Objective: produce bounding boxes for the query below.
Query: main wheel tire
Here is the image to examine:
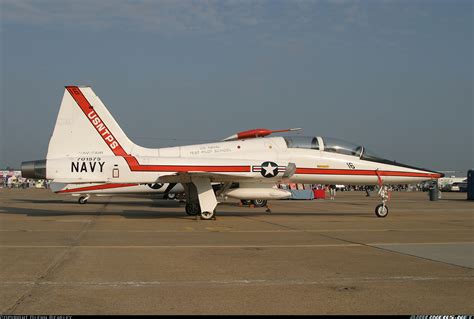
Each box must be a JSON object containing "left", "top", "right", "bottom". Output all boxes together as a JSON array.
[
  {"left": 185, "top": 203, "right": 192, "bottom": 215},
  {"left": 78, "top": 196, "right": 88, "bottom": 205},
  {"left": 375, "top": 204, "right": 389, "bottom": 218},
  {"left": 240, "top": 200, "right": 251, "bottom": 206},
  {"left": 185, "top": 203, "right": 200, "bottom": 216},
  {"left": 251, "top": 199, "right": 267, "bottom": 208},
  {"left": 200, "top": 210, "right": 215, "bottom": 220}
]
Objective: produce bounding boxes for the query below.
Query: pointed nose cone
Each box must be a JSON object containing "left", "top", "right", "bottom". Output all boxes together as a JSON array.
[
  {"left": 366, "top": 157, "right": 444, "bottom": 181},
  {"left": 391, "top": 161, "right": 444, "bottom": 179},
  {"left": 411, "top": 166, "right": 444, "bottom": 179},
  {"left": 426, "top": 171, "right": 444, "bottom": 179}
]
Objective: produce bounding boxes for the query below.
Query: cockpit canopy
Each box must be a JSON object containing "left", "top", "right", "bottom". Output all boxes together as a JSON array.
[
  {"left": 283, "top": 136, "right": 319, "bottom": 150},
  {"left": 283, "top": 136, "right": 381, "bottom": 160}
]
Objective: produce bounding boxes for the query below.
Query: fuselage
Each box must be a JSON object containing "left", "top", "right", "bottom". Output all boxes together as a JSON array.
[{"left": 43, "top": 135, "right": 442, "bottom": 186}]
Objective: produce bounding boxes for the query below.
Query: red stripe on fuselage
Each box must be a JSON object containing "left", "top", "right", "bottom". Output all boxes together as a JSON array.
[
  {"left": 295, "top": 168, "right": 440, "bottom": 179},
  {"left": 56, "top": 183, "right": 138, "bottom": 193}
]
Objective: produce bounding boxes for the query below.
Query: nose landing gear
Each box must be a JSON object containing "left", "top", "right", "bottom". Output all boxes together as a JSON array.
[
  {"left": 375, "top": 203, "right": 389, "bottom": 217},
  {"left": 375, "top": 185, "right": 390, "bottom": 218}
]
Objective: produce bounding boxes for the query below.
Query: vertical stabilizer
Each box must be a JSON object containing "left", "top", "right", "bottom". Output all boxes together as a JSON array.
[{"left": 47, "top": 86, "right": 135, "bottom": 159}]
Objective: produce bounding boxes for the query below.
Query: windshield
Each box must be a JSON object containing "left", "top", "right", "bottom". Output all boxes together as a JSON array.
[
  {"left": 284, "top": 136, "right": 319, "bottom": 150},
  {"left": 322, "top": 137, "right": 363, "bottom": 157},
  {"left": 320, "top": 137, "right": 439, "bottom": 174},
  {"left": 360, "top": 147, "right": 382, "bottom": 160},
  {"left": 360, "top": 146, "right": 435, "bottom": 172},
  {"left": 360, "top": 147, "right": 400, "bottom": 164}
]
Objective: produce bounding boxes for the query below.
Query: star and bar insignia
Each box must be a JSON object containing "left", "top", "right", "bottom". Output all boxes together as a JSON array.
[{"left": 252, "top": 161, "right": 286, "bottom": 178}]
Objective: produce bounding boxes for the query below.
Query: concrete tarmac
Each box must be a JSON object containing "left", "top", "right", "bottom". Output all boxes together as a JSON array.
[{"left": 0, "top": 189, "right": 473, "bottom": 314}]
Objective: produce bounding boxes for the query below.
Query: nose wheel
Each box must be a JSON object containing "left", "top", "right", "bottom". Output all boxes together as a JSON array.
[{"left": 375, "top": 204, "right": 389, "bottom": 218}]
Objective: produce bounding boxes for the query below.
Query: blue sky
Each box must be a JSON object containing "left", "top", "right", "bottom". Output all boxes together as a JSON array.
[{"left": 1, "top": 0, "right": 472, "bottom": 173}]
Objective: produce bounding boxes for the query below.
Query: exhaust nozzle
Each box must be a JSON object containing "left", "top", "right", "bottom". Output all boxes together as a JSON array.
[{"left": 21, "top": 160, "right": 47, "bottom": 179}]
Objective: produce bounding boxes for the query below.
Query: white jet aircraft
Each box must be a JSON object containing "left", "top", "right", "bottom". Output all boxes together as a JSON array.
[{"left": 22, "top": 86, "right": 443, "bottom": 219}]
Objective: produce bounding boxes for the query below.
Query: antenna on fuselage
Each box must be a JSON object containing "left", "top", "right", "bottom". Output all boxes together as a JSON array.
[{"left": 222, "top": 128, "right": 302, "bottom": 141}]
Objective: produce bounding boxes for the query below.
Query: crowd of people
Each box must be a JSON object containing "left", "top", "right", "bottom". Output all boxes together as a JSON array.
[
  {"left": 275, "top": 182, "right": 431, "bottom": 201},
  {"left": 0, "top": 176, "right": 49, "bottom": 189}
]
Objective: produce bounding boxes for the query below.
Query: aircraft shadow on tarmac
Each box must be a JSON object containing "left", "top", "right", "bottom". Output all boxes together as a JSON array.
[
  {"left": 13, "top": 198, "right": 378, "bottom": 208},
  {"left": 13, "top": 198, "right": 182, "bottom": 208},
  {"left": 0, "top": 204, "right": 368, "bottom": 218}
]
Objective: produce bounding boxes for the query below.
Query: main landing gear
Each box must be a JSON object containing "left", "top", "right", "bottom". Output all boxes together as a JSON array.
[
  {"left": 186, "top": 202, "right": 215, "bottom": 220},
  {"left": 183, "top": 178, "right": 218, "bottom": 220},
  {"left": 200, "top": 210, "right": 216, "bottom": 220},
  {"left": 375, "top": 185, "right": 390, "bottom": 218},
  {"left": 240, "top": 199, "right": 268, "bottom": 208},
  {"left": 78, "top": 195, "right": 90, "bottom": 204},
  {"left": 185, "top": 202, "right": 200, "bottom": 216},
  {"left": 251, "top": 199, "right": 267, "bottom": 208}
]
